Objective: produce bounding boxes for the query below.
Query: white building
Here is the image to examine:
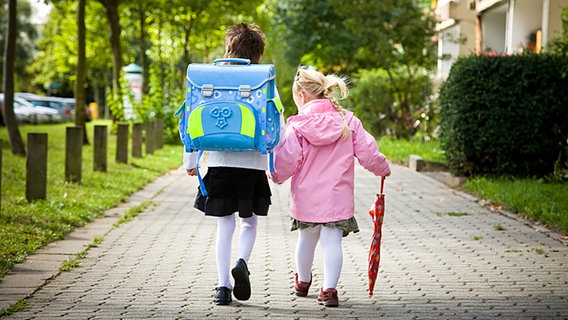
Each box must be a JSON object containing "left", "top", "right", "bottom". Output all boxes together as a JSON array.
[{"left": 434, "top": 0, "right": 568, "bottom": 81}]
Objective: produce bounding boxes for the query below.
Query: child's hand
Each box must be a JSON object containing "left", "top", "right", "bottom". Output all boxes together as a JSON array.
[
  {"left": 186, "top": 168, "right": 197, "bottom": 176},
  {"left": 267, "top": 172, "right": 284, "bottom": 185}
]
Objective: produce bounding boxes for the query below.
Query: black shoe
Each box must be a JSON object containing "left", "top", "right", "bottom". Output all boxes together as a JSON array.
[
  {"left": 231, "top": 258, "right": 251, "bottom": 301},
  {"left": 214, "top": 286, "right": 232, "bottom": 305}
]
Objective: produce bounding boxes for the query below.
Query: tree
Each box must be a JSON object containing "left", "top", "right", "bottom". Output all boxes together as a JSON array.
[
  {"left": 0, "top": 0, "right": 37, "bottom": 91},
  {"left": 28, "top": 0, "right": 269, "bottom": 135},
  {"left": 2, "top": 0, "right": 25, "bottom": 156},
  {"left": 75, "top": 0, "right": 89, "bottom": 144},
  {"left": 271, "top": 0, "right": 438, "bottom": 138},
  {"left": 97, "top": 0, "right": 123, "bottom": 121},
  {"left": 28, "top": 1, "right": 111, "bottom": 110},
  {"left": 271, "top": 0, "right": 353, "bottom": 73},
  {"left": 338, "top": 0, "right": 437, "bottom": 138}
]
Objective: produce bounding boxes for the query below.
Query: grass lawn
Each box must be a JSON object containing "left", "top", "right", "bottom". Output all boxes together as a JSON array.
[
  {"left": 378, "top": 136, "right": 445, "bottom": 165},
  {"left": 465, "top": 177, "right": 568, "bottom": 234},
  {"left": 0, "top": 120, "right": 183, "bottom": 278}
]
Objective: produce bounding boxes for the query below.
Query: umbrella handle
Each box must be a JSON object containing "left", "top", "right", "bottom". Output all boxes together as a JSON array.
[{"left": 380, "top": 176, "right": 385, "bottom": 194}]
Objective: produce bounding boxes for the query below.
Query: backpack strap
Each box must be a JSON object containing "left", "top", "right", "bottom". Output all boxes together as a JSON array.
[
  {"left": 174, "top": 101, "right": 185, "bottom": 116},
  {"left": 196, "top": 150, "right": 208, "bottom": 196},
  {"left": 269, "top": 151, "right": 275, "bottom": 173},
  {"left": 269, "top": 97, "right": 284, "bottom": 113}
]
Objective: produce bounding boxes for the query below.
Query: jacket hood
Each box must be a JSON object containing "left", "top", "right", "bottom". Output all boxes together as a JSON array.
[{"left": 288, "top": 99, "right": 353, "bottom": 146}]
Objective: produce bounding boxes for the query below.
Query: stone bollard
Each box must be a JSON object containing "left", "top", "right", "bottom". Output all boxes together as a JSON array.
[
  {"left": 65, "top": 126, "right": 83, "bottom": 183},
  {"left": 132, "top": 122, "right": 143, "bottom": 158},
  {"left": 116, "top": 122, "right": 129, "bottom": 164},
  {"left": 145, "top": 121, "right": 155, "bottom": 155},
  {"left": 26, "top": 133, "right": 48, "bottom": 201},
  {"left": 93, "top": 125, "right": 108, "bottom": 172}
]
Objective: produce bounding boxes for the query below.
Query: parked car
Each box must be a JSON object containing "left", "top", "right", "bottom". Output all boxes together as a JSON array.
[
  {"left": 13, "top": 96, "right": 61, "bottom": 124},
  {"left": 1, "top": 93, "right": 64, "bottom": 124},
  {"left": 16, "top": 93, "right": 72, "bottom": 122},
  {"left": 0, "top": 93, "right": 36, "bottom": 124},
  {"left": 56, "top": 97, "right": 92, "bottom": 122}
]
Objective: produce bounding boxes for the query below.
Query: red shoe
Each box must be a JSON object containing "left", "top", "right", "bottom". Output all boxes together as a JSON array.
[
  {"left": 294, "top": 273, "right": 312, "bottom": 297},
  {"left": 317, "top": 288, "right": 338, "bottom": 307}
]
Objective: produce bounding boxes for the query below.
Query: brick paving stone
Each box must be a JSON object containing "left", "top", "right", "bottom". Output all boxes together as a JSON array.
[{"left": 1, "top": 165, "right": 567, "bottom": 319}]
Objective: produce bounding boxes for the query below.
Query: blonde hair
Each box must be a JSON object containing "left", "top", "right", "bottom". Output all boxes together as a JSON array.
[{"left": 293, "top": 67, "right": 350, "bottom": 138}]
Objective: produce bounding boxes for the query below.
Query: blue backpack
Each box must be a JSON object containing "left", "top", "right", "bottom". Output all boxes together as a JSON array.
[
  {"left": 175, "top": 58, "right": 284, "bottom": 194},
  {"left": 176, "top": 58, "right": 283, "bottom": 154}
]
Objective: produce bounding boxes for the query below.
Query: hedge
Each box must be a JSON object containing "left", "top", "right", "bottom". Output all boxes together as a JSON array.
[{"left": 439, "top": 54, "right": 568, "bottom": 177}]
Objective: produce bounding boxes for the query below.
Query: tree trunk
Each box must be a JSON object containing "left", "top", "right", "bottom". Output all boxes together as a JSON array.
[
  {"left": 75, "top": 0, "right": 89, "bottom": 145},
  {"left": 98, "top": 0, "right": 123, "bottom": 121},
  {"left": 139, "top": 4, "right": 148, "bottom": 95},
  {"left": 2, "top": 0, "right": 25, "bottom": 156}
]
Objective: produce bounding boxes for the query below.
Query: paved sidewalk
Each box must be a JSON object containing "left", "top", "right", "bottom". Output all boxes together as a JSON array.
[{"left": 1, "top": 164, "right": 567, "bottom": 319}]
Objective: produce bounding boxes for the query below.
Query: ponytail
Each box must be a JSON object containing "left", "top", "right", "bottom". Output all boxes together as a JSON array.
[
  {"left": 323, "top": 75, "right": 350, "bottom": 139},
  {"left": 294, "top": 68, "right": 351, "bottom": 139}
]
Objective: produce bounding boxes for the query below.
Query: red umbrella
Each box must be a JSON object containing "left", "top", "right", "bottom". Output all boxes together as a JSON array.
[{"left": 368, "top": 176, "right": 386, "bottom": 296}]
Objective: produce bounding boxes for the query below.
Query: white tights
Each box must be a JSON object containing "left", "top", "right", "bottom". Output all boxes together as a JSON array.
[
  {"left": 216, "top": 214, "right": 258, "bottom": 288},
  {"left": 296, "top": 225, "right": 343, "bottom": 290}
]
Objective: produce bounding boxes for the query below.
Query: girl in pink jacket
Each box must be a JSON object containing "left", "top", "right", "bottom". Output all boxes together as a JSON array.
[{"left": 270, "top": 66, "right": 391, "bottom": 307}]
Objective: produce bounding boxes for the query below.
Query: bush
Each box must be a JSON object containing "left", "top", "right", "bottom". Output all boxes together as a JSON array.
[
  {"left": 346, "top": 69, "right": 394, "bottom": 136},
  {"left": 346, "top": 68, "right": 435, "bottom": 139},
  {"left": 439, "top": 54, "right": 568, "bottom": 177}
]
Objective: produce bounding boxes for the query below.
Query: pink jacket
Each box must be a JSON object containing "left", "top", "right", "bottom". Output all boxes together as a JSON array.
[{"left": 270, "top": 99, "right": 391, "bottom": 223}]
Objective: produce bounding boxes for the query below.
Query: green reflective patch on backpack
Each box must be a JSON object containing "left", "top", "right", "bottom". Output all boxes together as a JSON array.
[
  {"left": 239, "top": 104, "right": 255, "bottom": 138},
  {"left": 188, "top": 108, "right": 204, "bottom": 138}
]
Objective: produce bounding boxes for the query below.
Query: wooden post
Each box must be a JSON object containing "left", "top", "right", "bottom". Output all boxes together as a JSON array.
[
  {"left": 65, "top": 126, "right": 83, "bottom": 183},
  {"left": 145, "top": 121, "right": 154, "bottom": 155},
  {"left": 26, "top": 133, "right": 48, "bottom": 201},
  {"left": 132, "top": 122, "right": 143, "bottom": 158},
  {"left": 93, "top": 125, "right": 107, "bottom": 172},
  {"left": 156, "top": 119, "right": 164, "bottom": 150},
  {"left": 116, "top": 122, "right": 129, "bottom": 164},
  {"left": 0, "top": 140, "right": 2, "bottom": 210}
]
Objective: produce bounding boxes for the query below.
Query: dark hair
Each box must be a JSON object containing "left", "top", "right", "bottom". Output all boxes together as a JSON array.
[{"left": 224, "top": 23, "right": 266, "bottom": 64}]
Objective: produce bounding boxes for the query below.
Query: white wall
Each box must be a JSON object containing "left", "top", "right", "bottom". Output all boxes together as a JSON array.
[
  {"left": 510, "top": 0, "right": 543, "bottom": 52},
  {"left": 482, "top": 4, "right": 508, "bottom": 52},
  {"left": 438, "top": 24, "right": 462, "bottom": 78}
]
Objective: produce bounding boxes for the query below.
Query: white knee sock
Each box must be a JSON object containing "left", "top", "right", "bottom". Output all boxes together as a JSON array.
[
  {"left": 216, "top": 214, "right": 236, "bottom": 288},
  {"left": 320, "top": 226, "right": 343, "bottom": 289},
  {"left": 238, "top": 215, "right": 258, "bottom": 263},
  {"left": 296, "top": 226, "right": 320, "bottom": 283}
]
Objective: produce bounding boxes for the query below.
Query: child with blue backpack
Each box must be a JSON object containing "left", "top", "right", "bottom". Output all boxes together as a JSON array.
[{"left": 184, "top": 23, "right": 273, "bottom": 306}]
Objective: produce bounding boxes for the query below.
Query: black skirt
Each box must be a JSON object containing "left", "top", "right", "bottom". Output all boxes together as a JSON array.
[{"left": 194, "top": 167, "right": 272, "bottom": 218}]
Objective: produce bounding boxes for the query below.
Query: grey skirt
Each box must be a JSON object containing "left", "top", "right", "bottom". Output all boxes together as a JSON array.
[{"left": 291, "top": 217, "right": 359, "bottom": 237}]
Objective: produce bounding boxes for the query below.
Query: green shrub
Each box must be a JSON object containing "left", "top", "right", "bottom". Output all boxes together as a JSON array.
[
  {"left": 439, "top": 54, "right": 568, "bottom": 177},
  {"left": 346, "top": 69, "right": 394, "bottom": 136},
  {"left": 346, "top": 68, "right": 435, "bottom": 139}
]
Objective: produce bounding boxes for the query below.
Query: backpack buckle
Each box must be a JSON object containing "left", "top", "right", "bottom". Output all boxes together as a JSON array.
[
  {"left": 238, "top": 85, "right": 251, "bottom": 98},
  {"left": 202, "top": 84, "right": 214, "bottom": 97}
]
